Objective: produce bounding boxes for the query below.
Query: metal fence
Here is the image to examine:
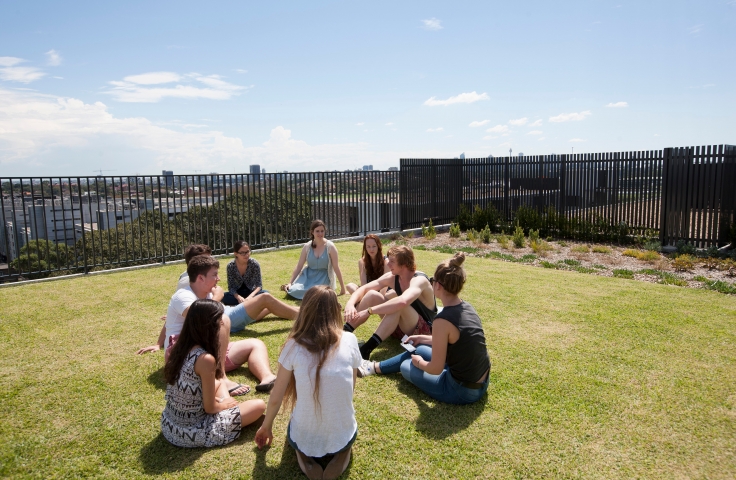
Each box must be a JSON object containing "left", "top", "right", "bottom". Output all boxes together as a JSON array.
[
  {"left": 401, "top": 145, "right": 735, "bottom": 246},
  {"left": 0, "top": 171, "right": 400, "bottom": 282}
]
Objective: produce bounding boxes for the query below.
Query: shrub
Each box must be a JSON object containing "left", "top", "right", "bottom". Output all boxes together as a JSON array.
[
  {"left": 405, "top": 231, "right": 414, "bottom": 239},
  {"left": 558, "top": 241, "right": 568, "bottom": 247},
  {"left": 512, "top": 225, "right": 525, "bottom": 248},
  {"left": 622, "top": 249, "right": 639, "bottom": 258},
  {"left": 520, "top": 254, "right": 537, "bottom": 263},
  {"left": 449, "top": 223, "right": 461, "bottom": 238},
  {"left": 413, "top": 245, "right": 427, "bottom": 251},
  {"left": 592, "top": 264, "right": 608, "bottom": 270},
  {"left": 705, "top": 245, "right": 719, "bottom": 258},
  {"left": 480, "top": 224, "right": 492, "bottom": 243},
  {"left": 673, "top": 254, "right": 695, "bottom": 271},
  {"left": 562, "top": 259, "right": 581, "bottom": 266},
  {"left": 456, "top": 204, "right": 473, "bottom": 231},
  {"left": 530, "top": 240, "right": 553, "bottom": 255},
  {"left": 421, "top": 218, "right": 437, "bottom": 240},
  {"left": 659, "top": 272, "right": 688, "bottom": 287},
  {"left": 540, "top": 261, "right": 558, "bottom": 269},
  {"left": 675, "top": 240, "right": 696, "bottom": 256},
  {"left": 571, "top": 244, "right": 590, "bottom": 253},
  {"left": 701, "top": 257, "right": 720, "bottom": 270},
  {"left": 574, "top": 266, "right": 597, "bottom": 274},
  {"left": 458, "top": 246, "right": 480, "bottom": 254},
  {"left": 470, "top": 203, "right": 502, "bottom": 232},
  {"left": 466, "top": 229, "right": 478, "bottom": 242},
  {"left": 639, "top": 250, "right": 659, "bottom": 262},
  {"left": 702, "top": 280, "right": 736, "bottom": 294},
  {"left": 592, "top": 245, "right": 611, "bottom": 254},
  {"left": 497, "top": 233, "right": 510, "bottom": 249},
  {"left": 528, "top": 229, "right": 540, "bottom": 245},
  {"left": 432, "top": 245, "right": 456, "bottom": 254},
  {"left": 643, "top": 240, "right": 661, "bottom": 252},
  {"left": 613, "top": 269, "right": 634, "bottom": 279},
  {"left": 693, "top": 275, "right": 709, "bottom": 282}
]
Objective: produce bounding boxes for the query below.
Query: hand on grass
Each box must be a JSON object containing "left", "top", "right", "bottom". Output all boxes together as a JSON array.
[
  {"left": 255, "top": 426, "right": 273, "bottom": 449},
  {"left": 136, "top": 345, "right": 161, "bottom": 355}
]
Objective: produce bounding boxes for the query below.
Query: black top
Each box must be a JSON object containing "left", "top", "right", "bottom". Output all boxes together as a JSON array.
[
  {"left": 394, "top": 272, "right": 437, "bottom": 327},
  {"left": 226, "top": 258, "right": 263, "bottom": 296},
  {"left": 440, "top": 301, "right": 491, "bottom": 384}
]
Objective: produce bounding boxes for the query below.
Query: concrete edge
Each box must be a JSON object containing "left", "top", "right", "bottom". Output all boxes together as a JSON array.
[{"left": 0, "top": 225, "right": 451, "bottom": 289}]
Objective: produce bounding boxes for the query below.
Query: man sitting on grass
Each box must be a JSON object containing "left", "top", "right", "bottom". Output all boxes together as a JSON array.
[
  {"left": 137, "top": 255, "right": 299, "bottom": 394},
  {"left": 343, "top": 245, "right": 437, "bottom": 360}
]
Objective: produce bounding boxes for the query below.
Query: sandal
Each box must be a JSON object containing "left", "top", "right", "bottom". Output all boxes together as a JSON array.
[
  {"left": 255, "top": 379, "right": 277, "bottom": 393},
  {"left": 227, "top": 383, "right": 251, "bottom": 396}
]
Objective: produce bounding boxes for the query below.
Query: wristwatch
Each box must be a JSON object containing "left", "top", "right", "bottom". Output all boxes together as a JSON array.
[{"left": 367, "top": 307, "right": 373, "bottom": 315}]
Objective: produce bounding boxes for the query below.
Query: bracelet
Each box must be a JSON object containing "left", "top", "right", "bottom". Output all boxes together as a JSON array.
[{"left": 367, "top": 307, "right": 373, "bottom": 315}]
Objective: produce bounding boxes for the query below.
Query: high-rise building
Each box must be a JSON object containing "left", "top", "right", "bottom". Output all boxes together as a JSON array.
[
  {"left": 363, "top": 165, "right": 373, "bottom": 171},
  {"left": 459, "top": 153, "right": 465, "bottom": 160},
  {"left": 162, "top": 170, "right": 174, "bottom": 187},
  {"left": 388, "top": 167, "right": 398, "bottom": 171},
  {"left": 249, "top": 165, "right": 261, "bottom": 175}
]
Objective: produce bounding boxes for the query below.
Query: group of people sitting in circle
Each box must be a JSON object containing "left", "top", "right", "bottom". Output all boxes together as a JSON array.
[{"left": 137, "top": 219, "right": 491, "bottom": 479}]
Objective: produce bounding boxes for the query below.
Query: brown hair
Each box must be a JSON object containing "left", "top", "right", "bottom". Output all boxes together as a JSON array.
[
  {"left": 187, "top": 255, "right": 219, "bottom": 283},
  {"left": 184, "top": 244, "right": 212, "bottom": 265},
  {"left": 309, "top": 219, "right": 326, "bottom": 248},
  {"left": 433, "top": 252, "right": 467, "bottom": 295},
  {"left": 233, "top": 240, "right": 250, "bottom": 254},
  {"left": 164, "top": 299, "right": 224, "bottom": 385},
  {"left": 387, "top": 245, "right": 416, "bottom": 272},
  {"left": 281, "top": 285, "right": 343, "bottom": 415},
  {"left": 362, "top": 234, "right": 385, "bottom": 283}
]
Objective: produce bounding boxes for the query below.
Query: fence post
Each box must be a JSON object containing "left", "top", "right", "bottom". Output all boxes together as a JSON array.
[
  {"left": 503, "top": 155, "right": 510, "bottom": 222},
  {"left": 659, "top": 148, "right": 671, "bottom": 246},
  {"left": 77, "top": 177, "right": 88, "bottom": 274}
]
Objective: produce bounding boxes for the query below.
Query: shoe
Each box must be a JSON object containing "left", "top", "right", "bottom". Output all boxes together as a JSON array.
[
  {"left": 255, "top": 378, "right": 276, "bottom": 393},
  {"left": 295, "top": 450, "right": 323, "bottom": 480},
  {"left": 323, "top": 447, "right": 352, "bottom": 480},
  {"left": 227, "top": 383, "right": 250, "bottom": 396},
  {"left": 357, "top": 359, "right": 376, "bottom": 378}
]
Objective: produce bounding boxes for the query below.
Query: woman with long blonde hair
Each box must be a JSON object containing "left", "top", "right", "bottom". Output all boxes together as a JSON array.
[{"left": 255, "top": 286, "right": 361, "bottom": 479}]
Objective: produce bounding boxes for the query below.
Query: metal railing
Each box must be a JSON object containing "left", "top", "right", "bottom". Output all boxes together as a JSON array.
[{"left": 0, "top": 171, "right": 400, "bottom": 282}]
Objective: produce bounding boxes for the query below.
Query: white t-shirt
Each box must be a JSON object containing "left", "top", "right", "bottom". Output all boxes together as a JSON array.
[
  {"left": 279, "top": 332, "right": 362, "bottom": 457},
  {"left": 164, "top": 285, "right": 211, "bottom": 349},
  {"left": 177, "top": 271, "right": 189, "bottom": 291}
]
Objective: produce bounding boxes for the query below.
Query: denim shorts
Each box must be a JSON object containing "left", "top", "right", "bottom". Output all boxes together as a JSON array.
[{"left": 225, "top": 304, "right": 256, "bottom": 332}]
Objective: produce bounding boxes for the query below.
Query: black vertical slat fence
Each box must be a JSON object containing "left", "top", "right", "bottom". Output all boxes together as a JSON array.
[
  {"left": 401, "top": 145, "right": 734, "bottom": 245},
  {"left": 0, "top": 171, "right": 401, "bottom": 283}
]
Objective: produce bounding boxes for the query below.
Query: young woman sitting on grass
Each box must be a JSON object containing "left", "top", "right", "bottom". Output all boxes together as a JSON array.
[
  {"left": 345, "top": 234, "right": 390, "bottom": 295},
  {"left": 255, "top": 286, "right": 361, "bottom": 480},
  {"left": 161, "top": 299, "right": 266, "bottom": 448},
  {"left": 222, "top": 240, "right": 267, "bottom": 306},
  {"left": 358, "top": 252, "right": 491, "bottom": 405}
]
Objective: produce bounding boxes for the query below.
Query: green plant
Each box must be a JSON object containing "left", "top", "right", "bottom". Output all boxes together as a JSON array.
[
  {"left": 673, "top": 254, "right": 696, "bottom": 271},
  {"left": 643, "top": 240, "right": 661, "bottom": 252},
  {"left": 659, "top": 272, "right": 688, "bottom": 287},
  {"left": 456, "top": 203, "right": 473, "bottom": 231},
  {"left": 592, "top": 264, "right": 608, "bottom": 270},
  {"left": 613, "top": 269, "right": 634, "bottom": 279},
  {"left": 449, "top": 222, "right": 461, "bottom": 238},
  {"left": 413, "top": 245, "right": 427, "bottom": 251},
  {"left": 530, "top": 240, "right": 553, "bottom": 255},
  {"left": 558, "top": 241, "right": 568, "bottom": 247},
  {"left": 405, "top": 230, "right": 414, "bottom": 239},
  {"left": 497, "top": 233, "right": 510, "bottom": 249},
  {"left": 639, "top": 250, "right": 659, "bottom": 262},
  {"left": 520, "top": 254, "right": 537, "bottom": 263},
  {"left": 512, "top": 225, "right": 525, "bottom": 248},
  {"left": 675, "top": 240, "right": 696, "bottom": 256},
  {"left": 592, "top": 245, "right": 611, "bottom": 254},
  {"left": 540, "top": 260, "right": 558, "bottom": 269},
  {"left": 426, "top": 218, "right": 436, "bottom": 240},
  {"left": 622, "top": 249, "right": 640, "bottom": 258},
  {"left": 693, "top": 275, "right": 709, "bottom": 282},
  {"left": 528, "top": 229, "right": 540, "bottom": 245},
  {"left": 702, "top": 257, "right": 721, "bottom": 270},
  {"left": 574, "top": 266, "right": 597, "bottom": 274},
  {"left": 431, "top": 245, "right": 456, "bottom": 254},
  {"left": 702, "top": 280, "right": 736, "bottom": 294},
  {"left": 480, "top": 224, "right": 492, "bottom": 243},
  {"left": 458, "top": 246, "right": 480, "bottom": 254},
  {"left": 562, "top": 259, "right": 581, "bottom": 266},
  {"left": 466, "top": 229, "right": 478, "bottom": 242},
  {"left": 571, "top": 244, "right": 590, "bottom": 253}
]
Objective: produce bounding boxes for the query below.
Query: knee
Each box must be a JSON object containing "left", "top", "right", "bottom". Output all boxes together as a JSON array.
[
  {"left": 399, "top": 359, "right": 413, "bottom": 380},
  {"left": 221, "top": 315, "right": 231, "bottom": 331},
  {"left": 364, "top": 290, "right": 383, "bottom": 302}
]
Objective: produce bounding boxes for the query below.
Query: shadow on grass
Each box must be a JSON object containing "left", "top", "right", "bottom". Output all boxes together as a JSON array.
[
  {"left": 236, "top": 325, "right": 292, "bottom": 339},
  {"left": 251, "top": 437, "right": 300, "bottom": 479},
  {"left": 371, "top": 339, "right": 487, "bottom": 441},
  {"left": 147, "top": 367, "right": 166, "bottom": 391}
]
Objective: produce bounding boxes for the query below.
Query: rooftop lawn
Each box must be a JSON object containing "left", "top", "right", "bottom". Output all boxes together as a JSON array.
[{"left": 0, "top": 241, "right": 735, "bottom": 479}]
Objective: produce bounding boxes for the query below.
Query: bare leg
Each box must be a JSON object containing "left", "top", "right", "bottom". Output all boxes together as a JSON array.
[
  {"left": 346, "top": 282, "right": 358, "bottom": 294},
  {"left": 346, "top": 290, "right": 387, "bottom": 330},
  {"left": 227, "top": 338, "right": 277, "bottom": 386},
  {"left": 238, "top": 399, "right": 266, "bottom": 427},
  {"left": 374, "top": 304, "right": 418, "bottom": 340},
  {"left": 243, "top": 293, "right": 299, "bottom": 321},
  {"left": 220, "top": 315, "right": 247, "bottom": 393}
]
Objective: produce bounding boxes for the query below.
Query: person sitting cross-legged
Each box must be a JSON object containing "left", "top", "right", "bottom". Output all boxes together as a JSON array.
[
  {"left": 357, "top": 252, "right": 491, "bottom": 405},
  {"left": 343, "top": 245, "right": 437, "bottom": 360}
]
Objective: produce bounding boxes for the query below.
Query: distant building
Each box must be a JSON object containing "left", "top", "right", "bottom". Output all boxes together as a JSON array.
[
  {"left": 261, "top": 168, "right": 266, "bottom": 174},
  {"left": 363, "top": 165, "right": 373, "bottom": 171},
  {"left": 488, "top": 155, "right": 494, "bottom": 159},
  {"left": 249, "top": 165, "right": 261, "bottom": 175},
  {"left": 459, "top": 153, "right": 465, "bottom": 160},
  {"left": 162, "top": 170, "right": 174, "bottom": 187},
  {"left": 388, "top": 167, "right": 398, "bottom": 171},
  {"left": 518, "top": 153, "right": 524, "bottom": 157}
]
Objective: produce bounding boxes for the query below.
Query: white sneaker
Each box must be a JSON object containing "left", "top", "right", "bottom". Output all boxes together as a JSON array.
[{"left": 357, "top": 359, "right": 376, "bottom": 378}]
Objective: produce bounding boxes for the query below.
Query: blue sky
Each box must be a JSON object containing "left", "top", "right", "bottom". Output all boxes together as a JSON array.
[{"left": 1, "top": 0, "right": 734, "bottom": 177}]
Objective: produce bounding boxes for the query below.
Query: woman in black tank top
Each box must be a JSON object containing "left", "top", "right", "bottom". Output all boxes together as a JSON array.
[{"left": 357, "top": 252, "right": 491, "bottom": 405}]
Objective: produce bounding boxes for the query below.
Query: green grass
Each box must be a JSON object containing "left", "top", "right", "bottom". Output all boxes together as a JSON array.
[
  {"left": 637, "top": 269, "right": 688, "bottom": 287},
  {"left": 612, "top": 268, "right": 634, "bottom": 279},
  {"left": 2, "top": 241, "right": 736, "bottom": 478}
]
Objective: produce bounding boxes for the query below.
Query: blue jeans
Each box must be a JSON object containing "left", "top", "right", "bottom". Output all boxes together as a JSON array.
[
  {"left": 378, "top": 345, "right": 489, "bottom": 405},
  {"left": 224, "top": 304, "right": 255, "bottom": 333}
]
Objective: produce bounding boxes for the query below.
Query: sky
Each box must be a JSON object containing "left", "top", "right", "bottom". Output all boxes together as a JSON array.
[{"left": 1, "top": 0, "right": 734, "bottom": 177}]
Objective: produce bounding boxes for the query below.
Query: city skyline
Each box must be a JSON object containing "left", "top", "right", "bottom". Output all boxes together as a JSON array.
[{"left": 1, "top": 1, "right": 734, "bottom": 177}]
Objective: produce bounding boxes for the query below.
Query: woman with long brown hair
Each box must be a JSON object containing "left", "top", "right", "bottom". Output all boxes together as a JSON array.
[
  {"left": 161, "top": 299, "right": 266, "bottom": 448},
  {"left": 255, "top": 286, "right": 361, "bottom": 479},
  {"left": 345, "top": 234, "right": 390, "bottom": 295}
]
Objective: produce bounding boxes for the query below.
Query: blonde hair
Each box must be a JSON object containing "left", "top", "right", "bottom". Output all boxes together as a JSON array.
[
  {"left": 387, "top": 245, "right": 416, "bottom": 272},
  {"left": 281, "top": 285, "right": 343, "bottom": 414},
  {"left": 433, "top": 252, "right": 467, "bottom": 295}
]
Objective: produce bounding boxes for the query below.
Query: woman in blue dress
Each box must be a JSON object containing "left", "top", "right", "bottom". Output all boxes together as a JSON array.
[{"left": 282, "top": 220, "right": 346, "bottom": 299}]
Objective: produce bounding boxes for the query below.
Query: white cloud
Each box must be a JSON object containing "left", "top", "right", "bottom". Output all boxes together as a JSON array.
[
  {"left": 104, "top": 72, "right": 247, "bottom": 102},
  {"left": 537, "top": 137, "right": 546, "bottom": 141},
  {"left": 424, "top": 91, "right": 489, "bottom": 107},
  {"left": 355, "top": 122, "right": 364, "bottom": 126},
  {"left": 469, "top": 120, "right": 489, "bottom": 127},
  {"left": 422, "top": 18, "right": 443, "bottom": 30},
  {"left": 0, "top": 57, "right": 24, "bottom": 67},
  {"left": 549, "top": 110, "right": 591, "bottom": 122},
  {"left": 486, "top": 124, "right": 509, "bottom": 133},
  {"left": 385, "top": 122, "right": 394, "bottom": 126},
  {"left": 527, "top": 130, "right": 543, "bottom": 136},
  {"left": 0, "top": 66, "right": 46, "bottom": 83},
  {"left": 605, "top": 101, "right": 628, "bottom": 108},
  {"left": 427, "top": 127, "right": 444, "bottom": 132},
  {"left": 509, "top": 117, "right": 528, "bottom": 126},
  {"left": 45, "top": 50, "right": 62, "bottom": 66},
  {"left": 688, "top": 24, "right": 703, "bottom": 35},
  {"left": 235, "top": 69, "right": 248, "bottom": 74},
  {"left": 528, "top": 119, "right": 542, "bottom": 127},
  {"left": 569, "top": 138, "right": 585, "bottom": 142}
]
